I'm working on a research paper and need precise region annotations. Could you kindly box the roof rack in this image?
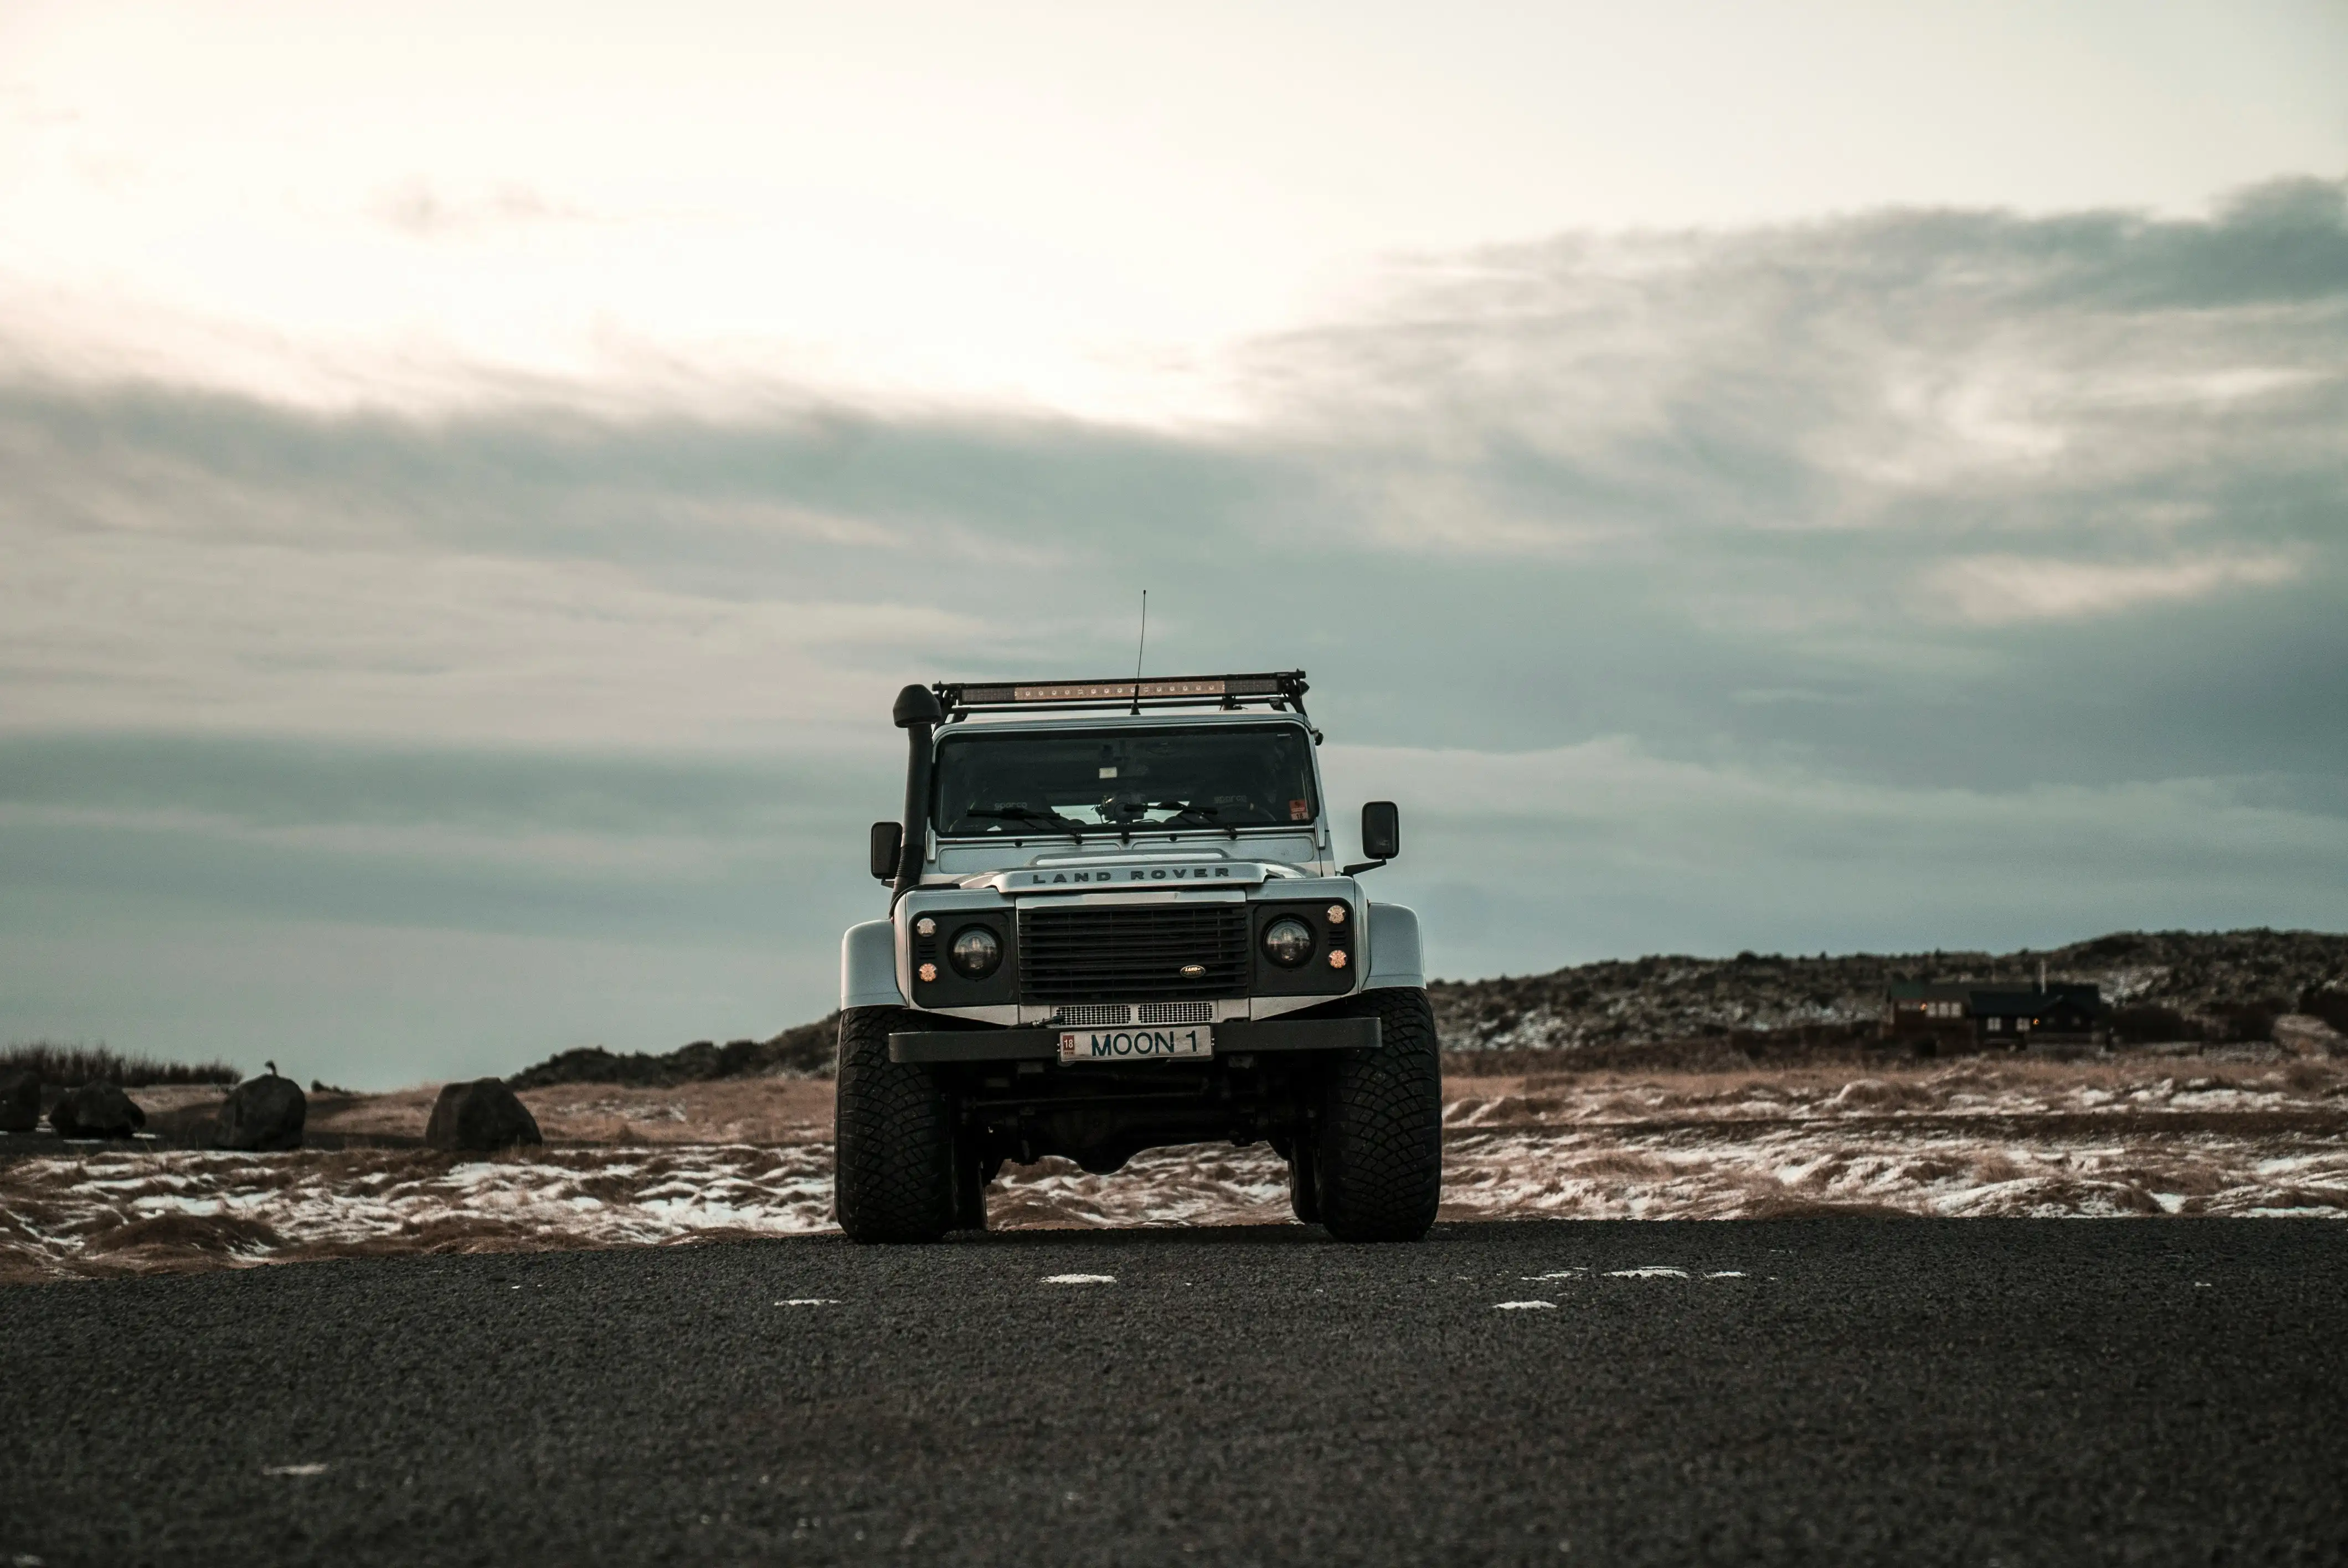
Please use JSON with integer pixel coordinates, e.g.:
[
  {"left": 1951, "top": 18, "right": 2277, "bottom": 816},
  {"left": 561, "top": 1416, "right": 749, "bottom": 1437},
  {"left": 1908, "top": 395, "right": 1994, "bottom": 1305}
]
[{"left": 935, "top": 670, "right": 1312, "bottom": 722}]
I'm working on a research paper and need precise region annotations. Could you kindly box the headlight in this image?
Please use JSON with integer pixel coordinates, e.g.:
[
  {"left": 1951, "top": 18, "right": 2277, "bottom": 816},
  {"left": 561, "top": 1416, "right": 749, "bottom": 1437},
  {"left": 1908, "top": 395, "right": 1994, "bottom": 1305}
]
[
  {"left": 1260, "top": 916, "right": 1315, "bottom": 969},
  {"left": 949, "top": 925, "right": 1002, "bottom": 979}
]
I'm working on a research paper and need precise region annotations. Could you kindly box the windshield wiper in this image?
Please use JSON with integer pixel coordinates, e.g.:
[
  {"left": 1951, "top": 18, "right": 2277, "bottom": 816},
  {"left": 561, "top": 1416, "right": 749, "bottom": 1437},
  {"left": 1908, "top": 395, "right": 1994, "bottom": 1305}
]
[
  {"left": 1134, "top": 802, "right": 1273, "bottom": 842},
  {"left": 961, "top": 807, "right": 1089, "bottom": 838}
]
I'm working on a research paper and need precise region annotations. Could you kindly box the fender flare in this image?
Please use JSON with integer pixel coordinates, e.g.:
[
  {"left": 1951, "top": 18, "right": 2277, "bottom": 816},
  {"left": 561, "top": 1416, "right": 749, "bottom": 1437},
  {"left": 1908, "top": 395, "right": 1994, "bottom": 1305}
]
[
  {"left": 841, "top": 919, "right": 905, "bottom": 1010},
  {"left": 1364, "top": 902, "right": 1424, "bottom": 991}
]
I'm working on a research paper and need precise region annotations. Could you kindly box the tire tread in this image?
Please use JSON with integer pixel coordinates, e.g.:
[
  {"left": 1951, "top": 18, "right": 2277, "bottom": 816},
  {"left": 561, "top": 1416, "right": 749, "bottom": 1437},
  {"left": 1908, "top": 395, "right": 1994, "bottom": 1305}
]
[
  {"left": 1315, "top": 987, "right": 1442, "bottom": 1242},
  {"left": 833, "top": 1007, "right": 955, "bottom": 1243}
]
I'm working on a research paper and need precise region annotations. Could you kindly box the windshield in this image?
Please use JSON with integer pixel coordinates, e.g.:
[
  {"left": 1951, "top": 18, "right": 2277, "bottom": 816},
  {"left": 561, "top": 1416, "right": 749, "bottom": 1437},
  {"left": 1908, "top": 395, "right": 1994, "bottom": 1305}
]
[{"left": 932, "top": 723, "right": 1319, "bottom": 837}]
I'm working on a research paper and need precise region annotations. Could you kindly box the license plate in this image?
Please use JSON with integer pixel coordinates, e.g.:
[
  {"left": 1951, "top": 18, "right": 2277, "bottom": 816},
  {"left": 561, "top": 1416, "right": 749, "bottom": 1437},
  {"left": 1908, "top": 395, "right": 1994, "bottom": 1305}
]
[{"left": 1057, "top": 1025, "right": 1213, "bottom": 1063}]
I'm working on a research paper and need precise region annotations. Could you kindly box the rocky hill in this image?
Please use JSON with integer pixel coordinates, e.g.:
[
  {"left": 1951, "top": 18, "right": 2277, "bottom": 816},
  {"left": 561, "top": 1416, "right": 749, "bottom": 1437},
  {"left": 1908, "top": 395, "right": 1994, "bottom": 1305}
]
[
  {"left": 1430, "top": 929, "right": 2348, "bottom": 1062},
  {"left": 502, "top": 929, "right": 2348, "bottom": 1085},
  {"left": 507, "top": 1014, "right": 840, "bottom": 1089}
]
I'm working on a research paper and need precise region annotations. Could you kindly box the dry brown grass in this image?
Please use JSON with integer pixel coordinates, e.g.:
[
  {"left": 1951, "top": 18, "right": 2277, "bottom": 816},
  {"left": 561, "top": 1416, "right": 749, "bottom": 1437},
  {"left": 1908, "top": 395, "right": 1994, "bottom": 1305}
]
[
  {"left": 517, "top": 1077, "right": 835, "bottom": 1145},
  {"left": 122, "top": 1051, "right": 2348, "bottom": 1154},
  {"left": 289, "top": 1077, "right": 836, "bottom": 1147},
  {"left": 11, "top": 1048, "right": 2346, "bottom": 1286},
  {"left": 1, "top": 1041, "right": 236, "bottom": 1088},
  {"left": 1454, "top": 1053, "right": 2348, "bottom": 1116}
]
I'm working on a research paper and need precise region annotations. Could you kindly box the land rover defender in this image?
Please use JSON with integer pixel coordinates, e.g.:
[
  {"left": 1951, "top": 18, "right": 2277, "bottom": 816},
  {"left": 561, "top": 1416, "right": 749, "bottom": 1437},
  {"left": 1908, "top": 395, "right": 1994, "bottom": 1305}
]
[{"left": 834, "top": 671, "right": 1440, "bottom": 1242}]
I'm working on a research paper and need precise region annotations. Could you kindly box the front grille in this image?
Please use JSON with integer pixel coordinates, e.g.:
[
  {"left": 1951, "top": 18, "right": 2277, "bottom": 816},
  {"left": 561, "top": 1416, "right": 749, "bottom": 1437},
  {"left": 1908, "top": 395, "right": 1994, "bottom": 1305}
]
[
  {"left": 1018, "top": 904, "right": 1249, "bottom": 1004},
  {"left": 1055, "top": 1003, "right": 1132, "bottom": 1027},
  {"left": 1138, "top": 1001, "right": 1213, "bottom": 1024}
]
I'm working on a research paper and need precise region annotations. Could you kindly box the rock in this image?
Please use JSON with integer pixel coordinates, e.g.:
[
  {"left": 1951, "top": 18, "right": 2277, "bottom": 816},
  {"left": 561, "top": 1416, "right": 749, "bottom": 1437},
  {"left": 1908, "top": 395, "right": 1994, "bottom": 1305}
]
[
  {"left": 0, "top": 1067, "right": 39, "bottom": 1132},
  {"left": 215, "top": 1073, "right": 307, "bottom": 1151},
  {"left": 2273, "top": 1014, "right": 2348, "bottom": 1059},
  {"left": 48, "top": 1081, "right": 147, "bottom": 1139},
  {"left": 425, "top": 1078, "right": 543, "bottom": 1151}
]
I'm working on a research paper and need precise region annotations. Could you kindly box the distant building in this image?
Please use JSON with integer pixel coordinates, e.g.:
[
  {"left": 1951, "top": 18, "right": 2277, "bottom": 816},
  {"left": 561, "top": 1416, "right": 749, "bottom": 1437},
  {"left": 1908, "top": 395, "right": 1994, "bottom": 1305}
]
[{"left": 1885, "top": 981, "right": 2103, "bottom": 1051}]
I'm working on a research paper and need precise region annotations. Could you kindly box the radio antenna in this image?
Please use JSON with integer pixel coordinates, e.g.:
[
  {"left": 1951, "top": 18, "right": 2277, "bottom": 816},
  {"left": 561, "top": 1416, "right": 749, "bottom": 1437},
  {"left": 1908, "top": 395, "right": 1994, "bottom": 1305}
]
[{"left": 1129, "top": 590, "right": 1149, "bottom": 714}]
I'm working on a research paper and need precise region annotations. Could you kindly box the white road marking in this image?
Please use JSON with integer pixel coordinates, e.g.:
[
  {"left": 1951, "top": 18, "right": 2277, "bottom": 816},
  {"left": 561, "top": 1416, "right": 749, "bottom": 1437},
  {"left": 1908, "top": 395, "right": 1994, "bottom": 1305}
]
[
  {"left": 1495, "top": 1300, "right": 1557, "bottom": 1311},
  {"left": 775, "top": 1298, "right": 840, "bottom": 1306},
  {"left": 262, "top": 1463, "right": 329, "bottom": 1477},
  {"left": 1043, "top": 1273, "right": 1116, "bottom": 1285},
  {"left": 1705, "top": 1271, "right": 1747, "bottom": 1278}
]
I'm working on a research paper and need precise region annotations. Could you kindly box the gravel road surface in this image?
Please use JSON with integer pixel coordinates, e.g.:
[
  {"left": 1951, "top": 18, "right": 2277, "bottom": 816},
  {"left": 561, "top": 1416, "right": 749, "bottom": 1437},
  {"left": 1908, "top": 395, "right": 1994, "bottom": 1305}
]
[{"left": 6, "top": 1219, "right": 2345, "bottom": 1565}]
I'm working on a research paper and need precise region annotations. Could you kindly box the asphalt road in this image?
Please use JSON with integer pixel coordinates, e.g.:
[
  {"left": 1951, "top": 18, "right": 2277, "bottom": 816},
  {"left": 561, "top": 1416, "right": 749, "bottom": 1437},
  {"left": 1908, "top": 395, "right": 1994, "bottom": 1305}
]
[{"left": 6, "top": 1219, "right": 2346, "bottom": 1566}]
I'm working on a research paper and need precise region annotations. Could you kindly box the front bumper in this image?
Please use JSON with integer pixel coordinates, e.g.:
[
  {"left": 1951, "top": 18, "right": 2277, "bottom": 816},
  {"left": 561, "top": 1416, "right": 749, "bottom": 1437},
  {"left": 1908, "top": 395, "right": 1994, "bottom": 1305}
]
[{"left": 888, "top": 1015, "right": 1379, "bottom": 1064}]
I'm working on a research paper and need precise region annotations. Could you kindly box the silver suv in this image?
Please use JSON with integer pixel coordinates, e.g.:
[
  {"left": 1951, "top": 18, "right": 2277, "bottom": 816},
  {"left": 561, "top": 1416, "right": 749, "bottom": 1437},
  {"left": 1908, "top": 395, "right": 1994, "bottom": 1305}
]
[{"left": 835, "top": 672, "right": 1440, "bottom": 1242}]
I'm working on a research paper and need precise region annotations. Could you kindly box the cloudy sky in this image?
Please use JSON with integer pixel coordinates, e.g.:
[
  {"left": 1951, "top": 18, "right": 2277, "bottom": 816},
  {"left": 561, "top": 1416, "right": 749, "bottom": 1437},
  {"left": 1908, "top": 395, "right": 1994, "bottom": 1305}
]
[{"left": 4, "top": 1, "right": 2345, "bottom": 1086}]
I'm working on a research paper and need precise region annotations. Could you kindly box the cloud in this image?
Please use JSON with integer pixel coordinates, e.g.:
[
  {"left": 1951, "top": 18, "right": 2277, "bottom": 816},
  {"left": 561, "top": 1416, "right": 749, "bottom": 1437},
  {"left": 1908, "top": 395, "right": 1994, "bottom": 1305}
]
[
  {"left": 1917, "top": 550, "right": 2303, "bottom": 625},
  {"left": 3, "top": 177, "right": 2345, "bottom": 1074},
  {"left": 4, "top": 176, "right": 2346, "bottom": 782},
  {"left": 1247, "top": 177, "right": 2348, "bottom": 556},
  {"left": 1325, "top": 735, "right": 2348, "bottom": 973},
  {"left": 374, "top": 180, "right": 599, "bottom": 239},
  {"left": 0, "top": 383, "right": 1212, "bottom": 741}
]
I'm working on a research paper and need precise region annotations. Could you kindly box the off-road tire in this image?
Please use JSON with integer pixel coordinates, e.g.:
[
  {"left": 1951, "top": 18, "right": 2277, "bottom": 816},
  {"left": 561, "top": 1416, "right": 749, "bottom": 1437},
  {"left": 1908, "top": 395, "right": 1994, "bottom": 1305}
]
[
  {"left": 833, "top": 1007, "right": 955, "bottom": 1243},
  {"left": 1313, "top": 987, "right": 1442, "bottom": 1241}
]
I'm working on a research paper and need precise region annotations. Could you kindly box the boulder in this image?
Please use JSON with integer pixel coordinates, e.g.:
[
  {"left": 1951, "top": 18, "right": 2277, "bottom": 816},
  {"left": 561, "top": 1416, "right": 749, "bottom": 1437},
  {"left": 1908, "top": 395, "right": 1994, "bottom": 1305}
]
[
  {"left": 0, "top": 1067, "right": 39, "bottom": 1133},
  {"left": 49, "top": 1080, "right": 147, "bottom": 1139},
  {"left": 215, "top": 1073, "right": 307, "bottom": 1151},
  {"left": 425, "top": 1078, "right": 543, "bottom": 1151}
]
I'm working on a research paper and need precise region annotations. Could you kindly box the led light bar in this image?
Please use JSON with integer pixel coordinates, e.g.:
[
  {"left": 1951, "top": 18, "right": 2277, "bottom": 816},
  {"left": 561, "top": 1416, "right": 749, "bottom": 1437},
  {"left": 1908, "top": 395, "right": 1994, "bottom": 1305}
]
[{"left": 938, "top": 670, "right": 1308, "bottom": 715}]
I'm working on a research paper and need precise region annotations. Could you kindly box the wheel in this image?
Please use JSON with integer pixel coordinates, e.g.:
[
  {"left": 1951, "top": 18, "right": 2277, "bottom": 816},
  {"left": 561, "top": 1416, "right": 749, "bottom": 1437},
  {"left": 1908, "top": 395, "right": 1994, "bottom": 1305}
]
[
  {"left": 1312, "top": 987, "right": 1442, "bottom": 1242},
  {"left": 833, "top": 1007, "right": 956, "bottom": 1243},
  {"left": 1288, "top": 1132, "right": 1321, "bottom": 1225}
]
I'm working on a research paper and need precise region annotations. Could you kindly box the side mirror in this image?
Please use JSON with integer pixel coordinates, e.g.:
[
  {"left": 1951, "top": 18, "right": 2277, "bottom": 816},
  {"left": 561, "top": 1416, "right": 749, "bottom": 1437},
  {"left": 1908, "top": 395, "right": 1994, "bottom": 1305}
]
[
  {"left": 1361, "top": 801, "right": 1399, "bottom": 863},
  {"left": 869, "top": 821, "right": 904, "bottom": 881}
]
